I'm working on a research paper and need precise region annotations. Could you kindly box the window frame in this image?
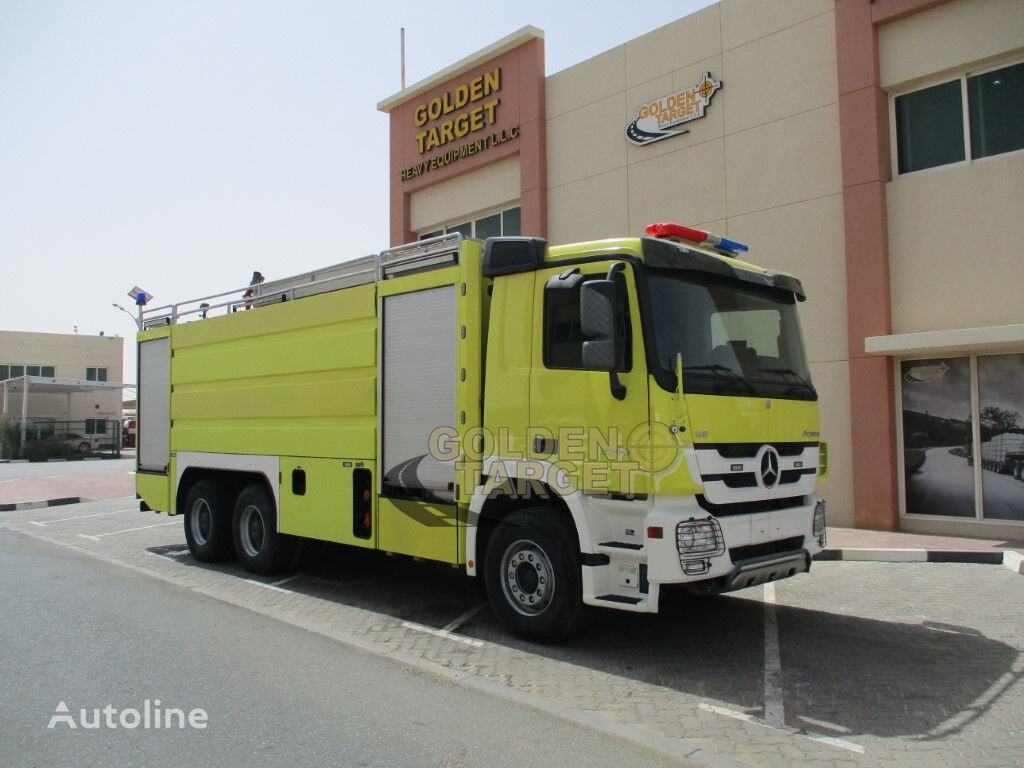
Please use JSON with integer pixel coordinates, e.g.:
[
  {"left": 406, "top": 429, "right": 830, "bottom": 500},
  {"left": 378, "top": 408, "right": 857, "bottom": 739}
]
[
  {"left": 890, "top": 57, "right": 1024, "bottom": 178},
  {"left": 418, "top": 203, "right": 522, "bottom": 241}
]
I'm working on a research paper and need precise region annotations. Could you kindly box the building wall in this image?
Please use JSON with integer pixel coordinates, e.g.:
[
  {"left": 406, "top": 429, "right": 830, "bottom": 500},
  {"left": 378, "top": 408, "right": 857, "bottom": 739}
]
[
  {"left": 0, "top": 331, "right": 124, "bottom": 423},
  {"left": 880, "top": 0, "right": 1024, "bottom": 336},
  {"left": 545, "top": 0, "right": 854, "bottom": 524}
]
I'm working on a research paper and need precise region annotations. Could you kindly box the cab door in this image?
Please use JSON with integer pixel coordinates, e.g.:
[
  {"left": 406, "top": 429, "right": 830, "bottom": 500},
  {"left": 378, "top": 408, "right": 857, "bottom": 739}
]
[{"left": 528, "top": 259, "right": 650, "bottom": 496}]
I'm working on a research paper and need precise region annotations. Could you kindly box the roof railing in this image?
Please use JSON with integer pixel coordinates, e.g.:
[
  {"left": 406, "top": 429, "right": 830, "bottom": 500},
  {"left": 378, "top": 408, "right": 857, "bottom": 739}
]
[{"left": 140, "top": 233, "right": 469, "bottom": 327}]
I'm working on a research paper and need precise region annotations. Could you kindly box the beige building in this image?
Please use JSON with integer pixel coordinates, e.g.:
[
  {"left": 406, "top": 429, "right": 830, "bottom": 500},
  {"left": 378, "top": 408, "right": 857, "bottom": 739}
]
[
  {"left": 379, "top": 0, "right": 1024, "bottom": 536},
  {"left": 0, "top": 330, "right": 126, "bottom": 443}
]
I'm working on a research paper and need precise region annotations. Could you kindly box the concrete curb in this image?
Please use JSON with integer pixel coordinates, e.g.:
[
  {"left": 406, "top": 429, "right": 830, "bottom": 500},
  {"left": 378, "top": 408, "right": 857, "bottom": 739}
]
[
  {"left": 816, "top": 547, "right": 1024, "bottom": 576},
  {"left": 0, "top": 497, "right": 82, "bottom": 512}
]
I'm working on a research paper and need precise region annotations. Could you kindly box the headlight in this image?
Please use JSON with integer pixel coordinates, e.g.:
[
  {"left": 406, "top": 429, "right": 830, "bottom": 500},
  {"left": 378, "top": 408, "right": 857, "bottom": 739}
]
[{"left": 676, "top": 518, "right": 724, "bottom": 562}]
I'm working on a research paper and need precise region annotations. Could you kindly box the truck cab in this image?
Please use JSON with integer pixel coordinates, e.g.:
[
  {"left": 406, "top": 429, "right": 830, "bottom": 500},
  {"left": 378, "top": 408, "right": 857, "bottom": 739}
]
[{"left": 468, "top": 225, "right": 826, "bottom": 638}]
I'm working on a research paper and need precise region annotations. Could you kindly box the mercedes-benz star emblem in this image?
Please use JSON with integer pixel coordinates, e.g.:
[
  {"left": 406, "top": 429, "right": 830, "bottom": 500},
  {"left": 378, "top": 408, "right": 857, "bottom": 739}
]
[{"left": 758, "top": 446, "right": 781, "bottom": 490}]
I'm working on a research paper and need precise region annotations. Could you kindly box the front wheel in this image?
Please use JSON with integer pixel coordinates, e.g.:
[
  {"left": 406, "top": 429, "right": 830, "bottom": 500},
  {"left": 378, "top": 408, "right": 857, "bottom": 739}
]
[
  {"left": 483, "top": 508, "right": 584, "bottom": 642},
  {"left": 232, "top": 484, "right": 299, "bottom": 575}
]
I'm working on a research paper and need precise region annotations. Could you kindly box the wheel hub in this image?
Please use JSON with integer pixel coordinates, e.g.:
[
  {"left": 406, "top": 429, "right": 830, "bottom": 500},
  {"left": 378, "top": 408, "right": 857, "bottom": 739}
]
[
  {"left": 501, "top": 540, "right": 554, "bottom": 616},
  {"left": 189, "top": 499, "right": 212, "bottom": 546},
  {"left": 240, "top": 505, "right": 266, "bottom": 557}
]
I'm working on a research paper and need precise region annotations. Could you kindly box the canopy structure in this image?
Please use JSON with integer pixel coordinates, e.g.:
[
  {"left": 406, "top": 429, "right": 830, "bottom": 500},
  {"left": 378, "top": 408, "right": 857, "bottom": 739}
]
[{"left": 0, "top": 375, "right": 131, "bottom": 446}]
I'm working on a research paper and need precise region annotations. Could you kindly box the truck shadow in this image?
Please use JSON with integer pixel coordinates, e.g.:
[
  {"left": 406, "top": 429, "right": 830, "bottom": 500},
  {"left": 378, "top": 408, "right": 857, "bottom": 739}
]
[{"left": 147, "top": 543, "right": 1021, "bottom": 741}]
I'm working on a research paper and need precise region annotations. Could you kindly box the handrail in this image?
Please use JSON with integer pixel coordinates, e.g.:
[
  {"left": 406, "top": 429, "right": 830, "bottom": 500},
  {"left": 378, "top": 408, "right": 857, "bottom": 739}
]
[{"left": 140, "top": 233, "right": 472, "bottom": 327}]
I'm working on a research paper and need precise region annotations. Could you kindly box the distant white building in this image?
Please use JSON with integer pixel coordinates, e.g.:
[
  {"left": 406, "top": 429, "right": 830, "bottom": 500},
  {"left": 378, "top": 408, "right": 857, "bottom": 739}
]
[{"left": 0, "top": 330, "right": 126, "bottom": 441}]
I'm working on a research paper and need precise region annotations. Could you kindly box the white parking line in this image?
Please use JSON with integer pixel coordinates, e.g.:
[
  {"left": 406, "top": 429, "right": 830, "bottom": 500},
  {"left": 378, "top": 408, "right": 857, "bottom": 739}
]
[
  {"left": 401, "top": 620, "right": 484, "bottom": 648},
  {"left": 699, "top": 703, "right": 866, "bottom": 755},
  {"left": 28, "top": 509, "right": 134, "bottom": 526},
  {"left": 270, "top": 575, "right": 303, "bottom": 588},
  {"left": 806, "top": 735, "right": 866, "bottom": 754},
  {"left": 763, "top": 582, "right": 785, "bottom": 728},
  {"left": 77, "top": 520, "right": 178, "bottom": 541},
  {"left": 243, "top": 578, "right": 295, "bottom": 594},
  {"left": 442, "top": 603, "right": 488, "bottom": 633}
]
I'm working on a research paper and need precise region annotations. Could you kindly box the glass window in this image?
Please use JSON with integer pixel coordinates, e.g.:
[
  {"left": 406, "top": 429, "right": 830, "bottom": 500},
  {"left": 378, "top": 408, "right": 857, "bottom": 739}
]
[
  {"left": 98, "top": 368, "right": 107, "bottom": 382},
  {"left": 647, "top": 270, "right": 814, "bottom": 400},
  {"left": 95, "top": 419, "right": 107, "bottom": 435},
  {"left": 86, "top": 419, "right": 96, "bottom": 434},
  {"left": 86, "top": 367, "right": 107, "bottom": 382},
  {"left": 502, "top": 207, "right": 521, "bottom": 236},
  {"left": 900, "top": 358, "right": 974, "bottom": 517},
  {"left": 448, "top": 222, "right": 472, "bottom": 238},
  {"left": 86, "top": 368, "right": 96, "bottom": 381},
  {"left": 968, "top": 62, "right": 1024, "bottom": 160},
  {"left": 41, "top": 366, "right": 55, "bottom": 377},
  {"left": 0, "top": 365, "right": 8, "bottom": 380},
  {"left": 474, "top": 213, "right": 501, "bottom": 240},
  {"left": 977, "top": 354, "right": 1024, "bottom": 521},
  {"left": 10, "top": 365, "right": 24, "bottom": 377},
  {"left": 419, "top": 230, "right": 442, "bottom": 241},
  {"left": 26, "top": 365, "right": 40, "bottom": 376},
  {"left": 895, "top": 80, "right": 965, "bottom": 173}
]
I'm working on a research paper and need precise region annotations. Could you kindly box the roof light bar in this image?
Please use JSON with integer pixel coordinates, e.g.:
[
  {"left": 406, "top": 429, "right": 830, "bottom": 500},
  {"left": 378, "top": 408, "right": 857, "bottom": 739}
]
[{"left": 645, "top": 222, "right": 749, "bottom": 255}]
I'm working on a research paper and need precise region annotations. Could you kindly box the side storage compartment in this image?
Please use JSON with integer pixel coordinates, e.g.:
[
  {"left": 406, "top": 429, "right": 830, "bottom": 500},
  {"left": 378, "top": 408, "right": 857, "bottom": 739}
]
[{"left": 278, "top": 457, "right": 377, "bottom": 548}]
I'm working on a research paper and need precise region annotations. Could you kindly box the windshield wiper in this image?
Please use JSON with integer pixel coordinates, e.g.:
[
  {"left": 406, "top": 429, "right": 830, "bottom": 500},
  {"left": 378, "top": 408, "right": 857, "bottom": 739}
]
[
  {"left": 758, "top": 367, "right": 816, "bottom": 392},
  {"left": 685, "top": 364, "right": 756, "bottom": 395}
]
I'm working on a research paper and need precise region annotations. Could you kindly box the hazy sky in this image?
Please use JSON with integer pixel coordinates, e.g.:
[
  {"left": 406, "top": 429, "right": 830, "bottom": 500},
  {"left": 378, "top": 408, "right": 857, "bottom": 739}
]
[{"left": 0, "top": 0, "right": 715, "bottom": 387}]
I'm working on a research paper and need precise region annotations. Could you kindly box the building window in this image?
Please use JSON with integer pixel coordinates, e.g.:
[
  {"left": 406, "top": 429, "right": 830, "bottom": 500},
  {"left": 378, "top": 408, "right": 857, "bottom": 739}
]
[
  {"left": 968, "top": 61, "right": 1024, "bottom": 160},
  {"left": 1, "top": 363, "right": 53, "bottom": 379},
  {"left": 895, "top": 80, "right": 965, "bottom": 174},
  {"left": 895, "top": 61, "right": 1024, "bottom": 175},
  {"left": 86, "top": 367, "right": 108, "bottom": 382},
  {"left": 419, "top": 205, "right": 522, "bottom": 241},
  {"left": 900, "top": 353, "right": 1024, "bottom": 523}
]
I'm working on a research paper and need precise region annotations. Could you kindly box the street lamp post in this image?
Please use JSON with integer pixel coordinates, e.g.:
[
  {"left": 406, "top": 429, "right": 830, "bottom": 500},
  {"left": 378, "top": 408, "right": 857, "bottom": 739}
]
[{"left": 112, "top": 303, "right": 142, "bottom": 331}]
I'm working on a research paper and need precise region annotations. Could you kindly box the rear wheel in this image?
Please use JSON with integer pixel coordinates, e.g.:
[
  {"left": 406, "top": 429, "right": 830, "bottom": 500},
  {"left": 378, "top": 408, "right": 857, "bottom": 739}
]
[
  {"left": 183, "top": 480, "right": 234, "bottom": 562},
  {"left": 232, "top": 484, "right": 299, "bottom": 575},
  {"left": 483, "top": 508, "right": 584, "bottom": 642},
  {"left": 78, "top": 442, "right": 91, "bottom": 455}
]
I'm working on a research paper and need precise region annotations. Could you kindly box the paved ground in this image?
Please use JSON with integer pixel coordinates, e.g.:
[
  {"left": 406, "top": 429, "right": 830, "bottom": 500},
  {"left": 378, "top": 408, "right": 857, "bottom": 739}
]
[
  {"left": 0, "top": 457, "right": 134, "bottom": 507},
  {"left": 2, "top": 496, "right": 1022, "bottom": 768},
  {"left": 0, "top": 531, "right": 685, "bottom": 768},
  {"left": 828, "top": 526, "right": 1024, "bottom": 556}
]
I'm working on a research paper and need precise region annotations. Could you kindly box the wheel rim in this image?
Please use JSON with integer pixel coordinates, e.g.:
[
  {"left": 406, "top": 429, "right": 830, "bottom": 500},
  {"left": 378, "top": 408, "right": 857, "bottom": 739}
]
[
  {"left": 500, "top": 539, "right": 555, "bottom": 617},
  {"left": 189, "top": 498, "right": 213, "bottom": 546},
  {"left": 239, "top": 504, "right": 266, "bottom": 558}
]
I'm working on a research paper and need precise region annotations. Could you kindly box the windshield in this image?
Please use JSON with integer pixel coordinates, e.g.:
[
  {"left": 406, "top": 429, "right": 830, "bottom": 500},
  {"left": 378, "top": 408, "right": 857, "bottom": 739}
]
[{"left": 647, "top": 269, "right": 816, "bottom": 400}]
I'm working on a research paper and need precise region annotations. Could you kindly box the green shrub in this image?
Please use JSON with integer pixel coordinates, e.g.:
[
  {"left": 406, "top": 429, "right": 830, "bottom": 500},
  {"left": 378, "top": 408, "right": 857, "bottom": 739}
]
[
  {"left": 21, "top": 438, "right": 73, "bottom": 460},
  {"left": 0, "top": 416, "right": 21, "bottom": 459}
]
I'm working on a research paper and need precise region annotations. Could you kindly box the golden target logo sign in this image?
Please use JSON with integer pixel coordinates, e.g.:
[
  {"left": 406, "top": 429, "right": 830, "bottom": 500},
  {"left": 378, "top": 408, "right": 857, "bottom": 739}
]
[{"left": 626, "top": 72, "right": 721, "bottom": 146}]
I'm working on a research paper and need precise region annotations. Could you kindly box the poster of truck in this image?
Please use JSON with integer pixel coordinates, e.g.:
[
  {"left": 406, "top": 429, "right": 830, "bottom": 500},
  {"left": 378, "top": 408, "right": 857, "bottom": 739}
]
[
  {"left": 900, "top": 357, "right": 974, "bottom": 517},
  {"left": 977, "top": 354, "right": 1024, "bottom": 521}
]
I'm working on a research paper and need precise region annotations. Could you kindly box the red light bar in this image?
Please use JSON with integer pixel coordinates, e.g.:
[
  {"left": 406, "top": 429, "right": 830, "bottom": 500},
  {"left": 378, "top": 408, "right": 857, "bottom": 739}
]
[
  {"left": 645, "top": 222, "right": 708, "bottom": 243},
  {"left": 645, "top": 222, "right": 749, "bottom": 255}
]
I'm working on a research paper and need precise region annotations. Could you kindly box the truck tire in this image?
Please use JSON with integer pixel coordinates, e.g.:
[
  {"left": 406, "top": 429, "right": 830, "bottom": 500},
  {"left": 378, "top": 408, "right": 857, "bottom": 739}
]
[
  {"left": 483, "top": 508, "right": 584, "bottom": 642},
  {"left": 183, "top": 480, "right": 234, "bottom": 562},
  {"left": 232, "top": 484, "right": 299, "bottom": 575}
]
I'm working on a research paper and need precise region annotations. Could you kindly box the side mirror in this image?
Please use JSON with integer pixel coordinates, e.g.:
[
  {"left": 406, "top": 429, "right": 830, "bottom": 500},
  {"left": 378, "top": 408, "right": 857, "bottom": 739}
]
[{"left": 580, "top": 279, "right": 624, "bottom": 372}]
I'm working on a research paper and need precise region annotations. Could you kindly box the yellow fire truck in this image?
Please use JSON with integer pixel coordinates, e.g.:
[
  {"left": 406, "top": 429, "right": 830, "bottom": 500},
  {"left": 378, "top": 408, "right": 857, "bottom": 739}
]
[{"left": 135, "top": 223, "right": 827, "bottom": 640}]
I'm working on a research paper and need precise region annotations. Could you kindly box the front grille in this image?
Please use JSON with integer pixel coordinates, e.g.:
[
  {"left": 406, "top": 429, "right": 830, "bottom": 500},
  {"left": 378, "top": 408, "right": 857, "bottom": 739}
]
[
  {"left": 698, "top": 442, "right": 814, "bottom": 459},
  {"left": 697, "top": 495, "right": 806, "bottom": 516},
  {"left": 780, "top": 468, "right": 816, "bottom": 484},
  {"left": 729, "top": 536, "right": 805, "bottom": 563}
]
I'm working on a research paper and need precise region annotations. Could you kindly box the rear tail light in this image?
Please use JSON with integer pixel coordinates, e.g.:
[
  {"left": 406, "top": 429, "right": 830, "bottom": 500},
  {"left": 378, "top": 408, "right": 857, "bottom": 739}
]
[{"left": 353, "top": 468, "right": 372, "bottom": 540}]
